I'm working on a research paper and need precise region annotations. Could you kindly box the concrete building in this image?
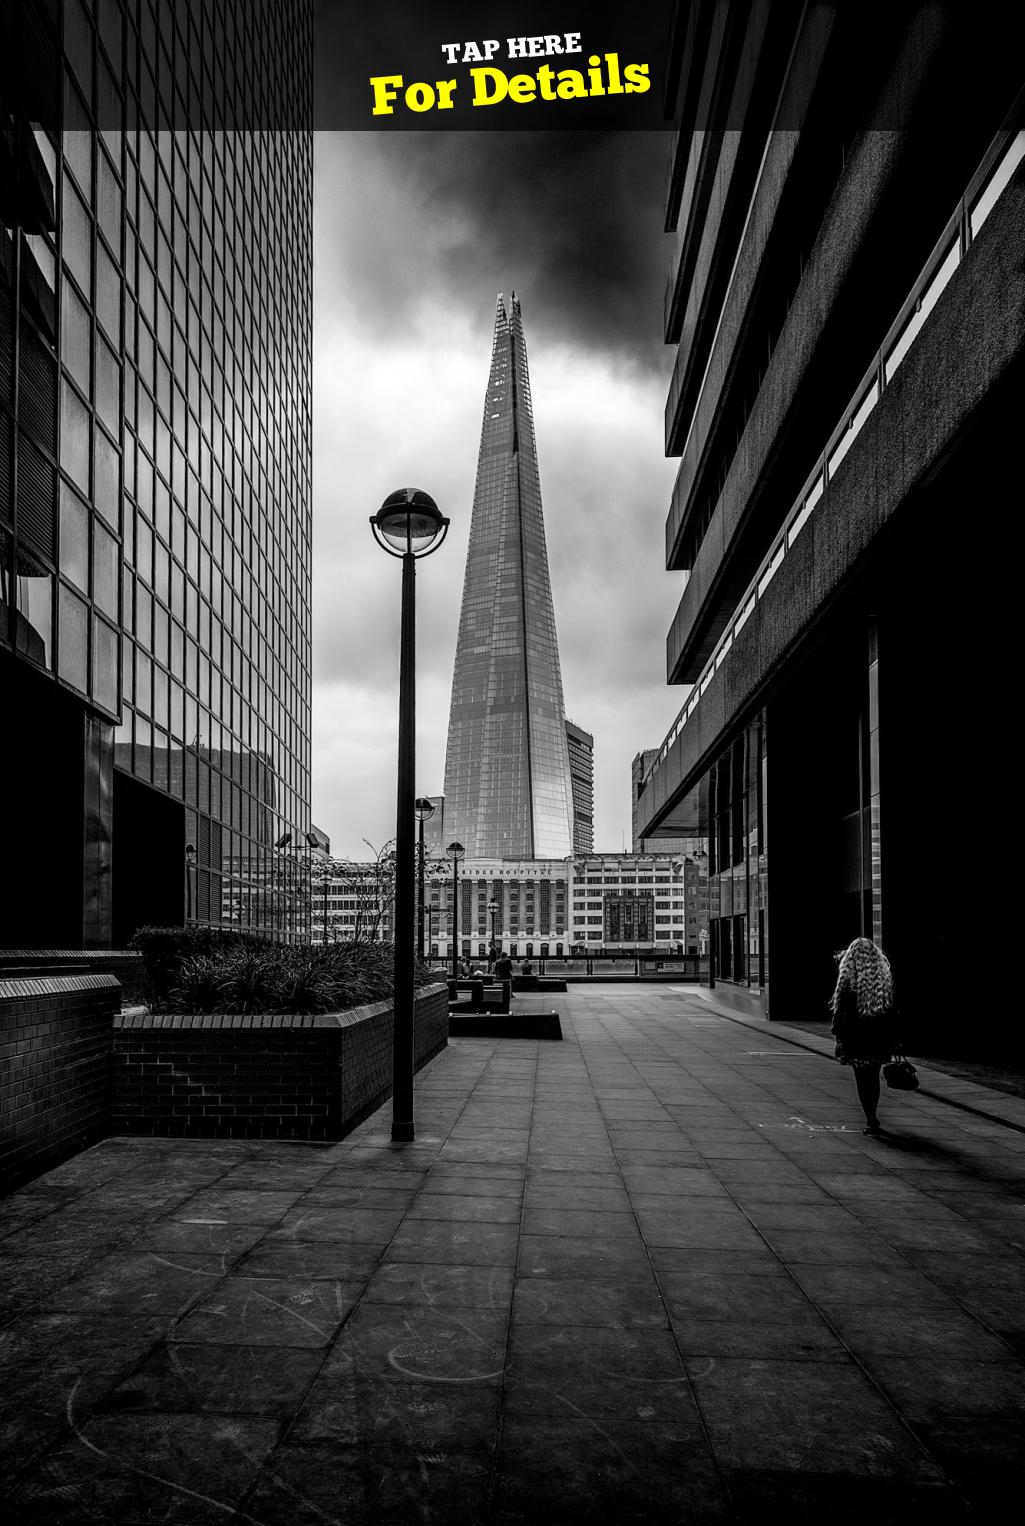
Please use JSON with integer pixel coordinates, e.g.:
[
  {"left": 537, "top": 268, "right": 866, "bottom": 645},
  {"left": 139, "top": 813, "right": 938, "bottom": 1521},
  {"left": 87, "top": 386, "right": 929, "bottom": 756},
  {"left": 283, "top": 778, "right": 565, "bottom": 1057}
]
[
  {"left": 565, "top": 719, "right": 595, "bottom": 854},
  {"left": 417, "top": 852, "right": 703, "bottom": 963},
  {"left": 1, "top": 0, "right": 314, "bottom": 947},
  {"left": 634, "top": 3, "right": 1025, "bottom": 1033},
  {"left": 442, "top": 293, "right": 575, "bottom": 860},
  {"left": 569, "top": 852, "right": 706, "bottom": 956}
]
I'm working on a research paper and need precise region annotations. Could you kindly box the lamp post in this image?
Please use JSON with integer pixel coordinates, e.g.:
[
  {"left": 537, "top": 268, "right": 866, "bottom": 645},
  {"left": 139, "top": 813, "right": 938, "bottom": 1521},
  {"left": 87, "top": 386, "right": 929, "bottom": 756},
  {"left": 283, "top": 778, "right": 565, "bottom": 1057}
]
[
  {"left": 415, "top": 797, "right": 435, "bottom": 959},
  {"left": 488, "top": 897, "right": 498, "bottom": 959},
  {"left": 303, "top": 831, "right": 322, "bottom": 944},
  {"left": 184, "top": 842, "right": 197, "bottom": 922},
  {"left": 371, "top": 488, "right": 449, "bottom": 1144},
  {"left": 447, "top": 841, "right": 465, "bottom": 977}
]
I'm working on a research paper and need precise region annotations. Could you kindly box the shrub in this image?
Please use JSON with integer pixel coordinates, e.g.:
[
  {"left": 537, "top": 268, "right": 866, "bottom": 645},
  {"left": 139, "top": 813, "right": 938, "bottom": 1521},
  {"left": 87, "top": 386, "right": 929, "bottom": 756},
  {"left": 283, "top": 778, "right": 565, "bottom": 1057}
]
[
  {"left": 139, "top": 926, "right": 435, "bottom": 1014},
  {"left": 131, "top": 925, "right": 273, "bottom": 1009}
]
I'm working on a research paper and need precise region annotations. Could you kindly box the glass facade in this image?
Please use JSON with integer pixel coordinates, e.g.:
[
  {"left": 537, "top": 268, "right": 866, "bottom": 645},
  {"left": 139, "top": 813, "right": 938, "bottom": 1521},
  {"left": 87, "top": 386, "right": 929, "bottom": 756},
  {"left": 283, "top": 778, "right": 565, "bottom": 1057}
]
[
  {"left": 1, "top": 1, "right": 313, "bottom": 946},
  {"left": 565, "top": 718, "right": 594, "bottom": 853},
  {"left": 443, "top": 293, "right": 574, "bottom": 860}
]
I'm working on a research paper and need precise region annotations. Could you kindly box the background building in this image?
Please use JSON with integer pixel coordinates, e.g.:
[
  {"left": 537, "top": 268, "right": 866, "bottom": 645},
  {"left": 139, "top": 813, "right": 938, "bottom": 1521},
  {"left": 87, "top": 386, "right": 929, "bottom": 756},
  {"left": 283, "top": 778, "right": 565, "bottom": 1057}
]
[
  {"left": 442, "top": 293, "right": 575, "bottom": 860},
  {"left": 635, "top": 2, "right": 1024, "bottom": 1038},
  {"left": 565, "top": 719, "right": 594, "bottom": 853},
  {"left": 0, "top": 0, "right": 314, "bottom": 947}
]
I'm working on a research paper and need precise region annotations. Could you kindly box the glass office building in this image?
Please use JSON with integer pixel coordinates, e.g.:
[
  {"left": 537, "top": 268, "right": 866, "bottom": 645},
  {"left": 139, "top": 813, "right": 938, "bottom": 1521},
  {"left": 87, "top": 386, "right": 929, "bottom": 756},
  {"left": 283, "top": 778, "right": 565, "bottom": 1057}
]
[
  {"left": 443, "top": 293, "right": 575, "bottom": 860},
  {"left": 1, "top": 0, "right": 313, "bottom": 946}
]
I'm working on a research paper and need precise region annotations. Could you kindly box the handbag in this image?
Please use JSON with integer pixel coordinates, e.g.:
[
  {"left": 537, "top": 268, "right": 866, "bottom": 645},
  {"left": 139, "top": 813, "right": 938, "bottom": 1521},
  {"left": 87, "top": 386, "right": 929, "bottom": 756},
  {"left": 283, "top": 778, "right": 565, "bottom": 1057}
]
[{"left": 882, "top": 1053, "right": 919, "bottom": 1090}]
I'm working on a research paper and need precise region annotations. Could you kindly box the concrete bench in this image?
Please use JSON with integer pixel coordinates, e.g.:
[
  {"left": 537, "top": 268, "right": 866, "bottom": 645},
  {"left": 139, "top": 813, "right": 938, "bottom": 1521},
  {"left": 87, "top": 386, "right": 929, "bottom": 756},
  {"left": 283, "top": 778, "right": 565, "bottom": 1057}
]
[{"left": 447, "top": 979, "right": 511, "bottom": 1015}]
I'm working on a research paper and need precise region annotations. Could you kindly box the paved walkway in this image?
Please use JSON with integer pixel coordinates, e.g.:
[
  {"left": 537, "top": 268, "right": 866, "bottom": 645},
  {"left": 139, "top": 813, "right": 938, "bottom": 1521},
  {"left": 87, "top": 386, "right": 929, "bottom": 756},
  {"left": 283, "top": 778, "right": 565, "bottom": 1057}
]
[{"left": 1, "top": 985, "right": 1024, "bottom": 1524}]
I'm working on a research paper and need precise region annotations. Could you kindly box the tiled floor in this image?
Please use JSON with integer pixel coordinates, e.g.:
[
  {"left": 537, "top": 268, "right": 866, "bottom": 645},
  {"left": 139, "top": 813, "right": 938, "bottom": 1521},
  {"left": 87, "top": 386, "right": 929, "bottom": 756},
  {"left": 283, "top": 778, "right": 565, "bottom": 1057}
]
[{"left": 1, "top": 985, "right": 1023, "bottom": 1522}]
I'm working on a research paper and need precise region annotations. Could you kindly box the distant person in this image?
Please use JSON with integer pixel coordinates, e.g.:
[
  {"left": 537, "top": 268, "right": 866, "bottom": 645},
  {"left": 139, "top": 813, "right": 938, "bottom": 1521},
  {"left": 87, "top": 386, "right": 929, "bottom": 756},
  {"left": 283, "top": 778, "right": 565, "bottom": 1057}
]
[
  {"left": 458, "top": 958, "right": 472, "bottom": 978},
  {"left": 519, "top": 958, "right": 533, "bottom": 976},
  {"left": 830, "top": 937, "right": 902, "bottom": 1136},
  {"left": 494, "top": 952, "right": 513, "bottom": 979}
]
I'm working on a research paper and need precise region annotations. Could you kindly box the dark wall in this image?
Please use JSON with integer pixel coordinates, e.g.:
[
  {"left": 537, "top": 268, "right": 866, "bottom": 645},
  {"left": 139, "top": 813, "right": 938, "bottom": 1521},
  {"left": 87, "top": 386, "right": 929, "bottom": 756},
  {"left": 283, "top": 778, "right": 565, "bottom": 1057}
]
[
  {"left": 767, "top": 632, "right": 869, "bottom": 1020},
  {"left": 1, "top": 651, "right": 85, "bottom": 948},
  {"left": 876, "top": 366, "right": 1021, "bottom": 1056}
]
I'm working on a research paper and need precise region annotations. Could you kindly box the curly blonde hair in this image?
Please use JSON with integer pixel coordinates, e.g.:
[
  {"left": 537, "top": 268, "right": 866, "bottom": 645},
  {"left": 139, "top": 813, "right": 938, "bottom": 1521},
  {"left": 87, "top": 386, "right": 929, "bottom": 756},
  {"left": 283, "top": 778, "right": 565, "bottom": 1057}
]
[{"left": 831, "top": 936, "right": 894, "bottom": 1019}]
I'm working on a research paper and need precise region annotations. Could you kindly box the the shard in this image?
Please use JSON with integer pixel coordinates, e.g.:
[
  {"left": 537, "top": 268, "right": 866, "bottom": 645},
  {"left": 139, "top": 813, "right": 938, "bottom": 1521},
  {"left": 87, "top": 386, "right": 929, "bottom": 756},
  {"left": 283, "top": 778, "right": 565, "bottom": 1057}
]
[{"left": 442, "top": 294, "right": 575, "bottom": 859}]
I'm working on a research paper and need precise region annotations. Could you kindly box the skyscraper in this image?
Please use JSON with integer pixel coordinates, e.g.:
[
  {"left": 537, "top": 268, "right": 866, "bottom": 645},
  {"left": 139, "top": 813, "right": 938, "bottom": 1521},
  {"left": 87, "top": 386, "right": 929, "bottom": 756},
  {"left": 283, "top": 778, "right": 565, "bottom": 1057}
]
[
  {"left": 565, "top": 720, "right": 594, "bottom": 854},
  {"left": 442, "top": 293, "right": 574, "bottom": 860},
  {"left": 0, "top": 0, "right": 313, "bottom": 947}
]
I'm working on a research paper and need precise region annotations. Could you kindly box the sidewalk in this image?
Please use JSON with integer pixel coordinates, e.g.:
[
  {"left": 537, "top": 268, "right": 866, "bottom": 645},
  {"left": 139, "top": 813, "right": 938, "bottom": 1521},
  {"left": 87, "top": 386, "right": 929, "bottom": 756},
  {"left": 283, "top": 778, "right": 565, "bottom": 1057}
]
[{"left": 1, "top": 984, "right": 1023, "bottom": 1523}]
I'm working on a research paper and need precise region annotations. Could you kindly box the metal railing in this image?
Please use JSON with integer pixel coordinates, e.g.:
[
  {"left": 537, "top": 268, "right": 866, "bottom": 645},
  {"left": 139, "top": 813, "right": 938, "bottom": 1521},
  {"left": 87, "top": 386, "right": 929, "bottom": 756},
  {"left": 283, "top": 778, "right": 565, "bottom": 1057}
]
[{"left": 645, "top": 123, "right": 1025, "bottom": 799}]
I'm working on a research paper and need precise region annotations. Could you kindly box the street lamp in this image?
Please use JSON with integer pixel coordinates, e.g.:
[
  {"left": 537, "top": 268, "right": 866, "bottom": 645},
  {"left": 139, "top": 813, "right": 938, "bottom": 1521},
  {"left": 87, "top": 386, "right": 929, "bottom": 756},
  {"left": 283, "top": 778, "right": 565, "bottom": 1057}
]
[
  {"left": 303, "top": 831, "right": 327, "bottom": 945},
  {"left": 371, "top": 488, "right": 449, "bottom": 1144},
  {"left": 488, "top": 897, "right": 498, "bottom": 956},
  {"left": 184, "top": 842, "right": 197, "bottom": 922},
  {"left": 415, "top": 797, "right": 435, "bottom": 959},
  {"left": 447, "top": 841, "right": 465, "bottom": 977}
]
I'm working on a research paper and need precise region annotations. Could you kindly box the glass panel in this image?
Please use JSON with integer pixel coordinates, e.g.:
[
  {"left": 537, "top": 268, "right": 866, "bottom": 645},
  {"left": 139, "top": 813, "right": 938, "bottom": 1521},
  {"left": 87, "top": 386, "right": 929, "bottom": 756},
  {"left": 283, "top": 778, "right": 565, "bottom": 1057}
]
[
  {"left": 14, "top": 548, "right": 53, "bottom": 666},
  {"left": 59, "top": 482, "right": 89, "bottom": 590},
  {"left": 58, "top": 582, "right": 89, "bottom": 692}
]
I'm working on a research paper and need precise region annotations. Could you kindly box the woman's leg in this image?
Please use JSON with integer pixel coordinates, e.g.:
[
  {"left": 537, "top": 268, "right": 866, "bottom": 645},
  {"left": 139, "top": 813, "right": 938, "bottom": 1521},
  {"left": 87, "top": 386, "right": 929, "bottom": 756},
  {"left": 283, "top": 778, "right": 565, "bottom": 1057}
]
[{"left": 854, "top": 1064, "right": 881, "bottom": 1130}]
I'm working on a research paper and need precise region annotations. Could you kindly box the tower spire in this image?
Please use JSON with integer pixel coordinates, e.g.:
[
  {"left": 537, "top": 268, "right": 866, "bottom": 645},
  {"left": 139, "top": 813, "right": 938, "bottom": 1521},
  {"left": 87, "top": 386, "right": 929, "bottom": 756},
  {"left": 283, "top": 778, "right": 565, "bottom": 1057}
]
[{"left": 442, "top": 296, "right": 575, "bottom": 859}]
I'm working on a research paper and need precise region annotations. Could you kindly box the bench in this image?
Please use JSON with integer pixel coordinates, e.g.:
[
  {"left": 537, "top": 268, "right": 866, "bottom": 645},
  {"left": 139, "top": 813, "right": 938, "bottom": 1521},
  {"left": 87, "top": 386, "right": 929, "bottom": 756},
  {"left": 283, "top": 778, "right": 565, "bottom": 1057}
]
[{"left": 447, "top": 978, "right": 512, "bottom": 1015}]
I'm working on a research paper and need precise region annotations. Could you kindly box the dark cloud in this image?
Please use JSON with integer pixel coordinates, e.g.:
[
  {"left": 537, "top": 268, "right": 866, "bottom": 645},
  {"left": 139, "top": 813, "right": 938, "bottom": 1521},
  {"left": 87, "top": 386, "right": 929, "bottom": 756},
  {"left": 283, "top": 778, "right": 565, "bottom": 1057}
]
[{"left": 320, "top": 131, "right": 671, "bottom": 371}]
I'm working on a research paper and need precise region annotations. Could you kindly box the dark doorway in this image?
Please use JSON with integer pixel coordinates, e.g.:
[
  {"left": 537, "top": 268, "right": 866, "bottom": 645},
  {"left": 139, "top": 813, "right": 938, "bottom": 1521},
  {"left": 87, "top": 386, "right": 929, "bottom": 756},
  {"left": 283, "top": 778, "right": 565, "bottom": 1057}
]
[{"left": 111, "top": 768, "right": 185, "bottom": 946}]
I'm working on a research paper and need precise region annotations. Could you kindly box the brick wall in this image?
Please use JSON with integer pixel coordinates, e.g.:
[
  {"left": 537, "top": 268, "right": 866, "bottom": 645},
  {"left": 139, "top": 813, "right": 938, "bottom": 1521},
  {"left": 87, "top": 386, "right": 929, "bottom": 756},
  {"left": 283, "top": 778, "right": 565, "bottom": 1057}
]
[
  {"left": 111, "top": 983, "right": 448, "bottom": 1141},
  {"left": 0, "top": 950, "right": 146, "bottom": 1007},
  {"left": 0, "top": 974, "right": 120, "bottom": 1193}
]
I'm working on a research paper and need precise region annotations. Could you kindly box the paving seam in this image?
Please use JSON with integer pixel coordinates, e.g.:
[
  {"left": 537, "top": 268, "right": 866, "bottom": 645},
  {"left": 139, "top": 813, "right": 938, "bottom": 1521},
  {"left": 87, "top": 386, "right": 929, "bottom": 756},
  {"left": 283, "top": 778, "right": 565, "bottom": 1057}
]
[
  {"left": 488, "top": 1036, "right": 540, "bottom": 1523},
  {"left": 584, "top": 995, "right": 1012, "bottom": 1509},
  {"left": 566, "top": 1001, "right": 748, "bottom": 1520},
  {"left": 229, "top": 1040, "right": 499, "bottom": 1518},
  {"left": 688, "top": 998, "right": 1025, "bottom": 1137}
]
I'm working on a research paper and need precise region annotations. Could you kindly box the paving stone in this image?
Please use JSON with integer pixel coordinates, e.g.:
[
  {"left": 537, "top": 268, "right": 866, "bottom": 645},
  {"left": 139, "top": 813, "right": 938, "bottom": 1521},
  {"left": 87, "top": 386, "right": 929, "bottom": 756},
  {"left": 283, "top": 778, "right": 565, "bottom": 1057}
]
[
  {"left": 170, "top": 1275, "right": 362, "bottom": 1347},
  {"left": 511, "top": 1275, "right": 668, "bottom": 1329},
  {"left": 503, "top": 1325, "right": 697, "bottom": 1423},
  {"left": 243, "top": 1440, "right": 493, "bottom": 1526},
  {"left": 233, "top": 1241, "right": 382, "bottom": 1280},
  {"left": 288, "top": 1373, "right": 502, "bottom": 1447},
  {"left": 171, "top": 1189, "right": 302, "bottom": 1224},
  {"left": 406, "top": 1193, "right": 521, "bottom": 1224},
  {"left": 686, "top": 1357, "right": 942, "bottom": 1477},
  {"left": 863, "top": 1356, "right": 1025, "bottom": 1422},
  {"left": 726, "top": 1470, "right": 973, "bottom": 1524},
  {"left": 319, "top": 1303, "right": 510, "bottom": 1386},
  {"left": 516, "top": 1233, "right": 651, "bottom": 1281},
  {"left": 265, "top": 1204, "right": 407, "bottom": 1243},
  {"left": 360, "top": 1261, "right": 514, "bottom": 1311},
  {"left": 491, "top": 1415, "right": 730, "bottom": 1524},
  {"left": 40, "top": 1250, "right": 226, "bottom": 1317},
  {"left": 385, "top": 1220, "right": 519, "bottom": 1266},
  {"left": 5, "top": 1413, "right": 279, "bottom": 1525},
  {"left": 97, "top": 1340, "right": 323, "bottom": 1416}
]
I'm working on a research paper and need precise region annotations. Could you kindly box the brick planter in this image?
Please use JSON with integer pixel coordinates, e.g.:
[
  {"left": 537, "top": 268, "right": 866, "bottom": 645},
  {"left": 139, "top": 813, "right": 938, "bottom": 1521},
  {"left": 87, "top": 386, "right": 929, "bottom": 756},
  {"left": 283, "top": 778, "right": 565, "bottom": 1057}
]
[
  {"left": 1, "top": 973, "right": 120, "bottom": 1193},
  {"left": 111, "top": 983, "right": 448, "bottom": 1141}
]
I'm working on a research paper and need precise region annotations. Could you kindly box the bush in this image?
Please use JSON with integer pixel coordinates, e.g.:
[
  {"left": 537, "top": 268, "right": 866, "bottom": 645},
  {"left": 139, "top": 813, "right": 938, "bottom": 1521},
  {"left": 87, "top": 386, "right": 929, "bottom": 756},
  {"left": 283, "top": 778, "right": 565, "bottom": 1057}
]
[
  {"left": 131, "top": 925, "right": 273, "bottom": 1010},
  {"left": 136, "top": 926, "right": 436, "bottom": 1015}
]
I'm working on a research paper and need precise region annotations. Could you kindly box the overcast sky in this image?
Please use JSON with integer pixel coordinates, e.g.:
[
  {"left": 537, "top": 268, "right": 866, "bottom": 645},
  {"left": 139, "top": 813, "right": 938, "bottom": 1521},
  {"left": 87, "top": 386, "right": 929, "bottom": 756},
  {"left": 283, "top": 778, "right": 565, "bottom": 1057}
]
[{"left": 311, "top": 129, "right": 689, "bottom": 859}]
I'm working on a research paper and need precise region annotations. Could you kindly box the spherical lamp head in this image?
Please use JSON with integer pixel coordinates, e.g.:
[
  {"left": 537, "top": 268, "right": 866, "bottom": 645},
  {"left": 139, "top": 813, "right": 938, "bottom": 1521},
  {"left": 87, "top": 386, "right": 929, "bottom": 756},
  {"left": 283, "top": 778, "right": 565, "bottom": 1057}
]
[
  {"left": 371, "top": 488, "right": 449, "bottom": 558},
  {"left": 414, "top": 797, "right": 436, "bottom": 822}
]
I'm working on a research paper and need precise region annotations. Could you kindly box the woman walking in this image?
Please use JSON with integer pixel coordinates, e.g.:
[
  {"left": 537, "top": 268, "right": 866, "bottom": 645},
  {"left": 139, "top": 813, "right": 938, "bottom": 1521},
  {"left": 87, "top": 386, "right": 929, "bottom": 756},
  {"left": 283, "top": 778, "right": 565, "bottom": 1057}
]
[{"left": 830, "top": 937, "right": 900, "bottom": 1136}]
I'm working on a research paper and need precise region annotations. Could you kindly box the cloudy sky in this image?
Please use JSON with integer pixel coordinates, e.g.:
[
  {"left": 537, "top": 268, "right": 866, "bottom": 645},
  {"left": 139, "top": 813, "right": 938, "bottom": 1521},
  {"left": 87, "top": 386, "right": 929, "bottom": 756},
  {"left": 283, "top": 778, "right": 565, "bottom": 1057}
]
[{"left": 311, "top": 128, "right": 689, "bottom": 858}]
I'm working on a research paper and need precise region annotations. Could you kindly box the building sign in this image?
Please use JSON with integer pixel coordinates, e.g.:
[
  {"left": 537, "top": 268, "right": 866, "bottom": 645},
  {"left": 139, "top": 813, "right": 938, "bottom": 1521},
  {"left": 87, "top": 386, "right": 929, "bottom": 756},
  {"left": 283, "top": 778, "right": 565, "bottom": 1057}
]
[{"left": 604, "top": 891, "right": 654, "bottom": 944}]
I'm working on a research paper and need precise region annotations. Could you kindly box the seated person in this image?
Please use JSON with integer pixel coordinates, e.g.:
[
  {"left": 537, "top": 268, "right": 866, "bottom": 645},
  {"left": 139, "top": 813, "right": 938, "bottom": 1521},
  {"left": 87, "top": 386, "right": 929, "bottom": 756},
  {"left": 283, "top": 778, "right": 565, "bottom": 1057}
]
[{"left": 519, "top": 959, "right": 533, "bottom": 975}]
